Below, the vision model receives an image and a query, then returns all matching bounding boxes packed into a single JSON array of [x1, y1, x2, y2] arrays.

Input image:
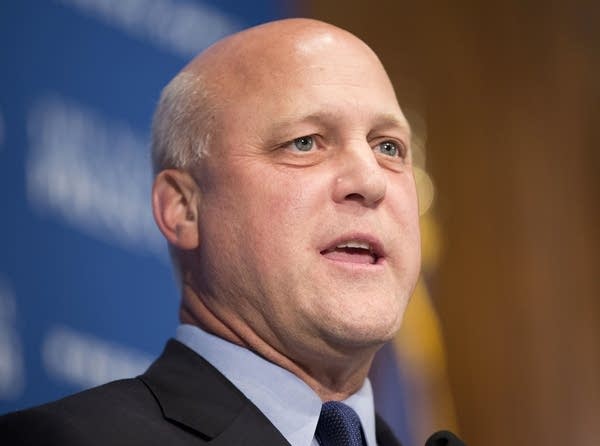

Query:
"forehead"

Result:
[[209, 33, 406, 137]]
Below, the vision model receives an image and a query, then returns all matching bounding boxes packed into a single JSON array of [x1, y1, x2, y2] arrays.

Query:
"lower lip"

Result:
[[320, 251, 385, 269]]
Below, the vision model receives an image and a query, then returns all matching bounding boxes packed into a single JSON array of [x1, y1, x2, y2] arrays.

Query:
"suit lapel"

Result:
[[140, 339, 290, 445]]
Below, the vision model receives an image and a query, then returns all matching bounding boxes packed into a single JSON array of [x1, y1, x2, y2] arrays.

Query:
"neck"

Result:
[[179, 284, 378, 401]]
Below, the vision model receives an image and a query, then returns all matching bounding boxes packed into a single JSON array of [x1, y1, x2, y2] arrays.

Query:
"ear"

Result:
[[152, 169, 201, 250]]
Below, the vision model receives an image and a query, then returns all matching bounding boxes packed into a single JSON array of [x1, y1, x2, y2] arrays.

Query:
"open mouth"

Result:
[[320, 239, 382, 265]]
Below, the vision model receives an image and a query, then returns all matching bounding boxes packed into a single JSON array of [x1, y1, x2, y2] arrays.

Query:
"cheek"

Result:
[[227, 170, 320, 260], [387, 173, 419, 219], [246, 169, 323, 225], [388, 175, 422, 257]]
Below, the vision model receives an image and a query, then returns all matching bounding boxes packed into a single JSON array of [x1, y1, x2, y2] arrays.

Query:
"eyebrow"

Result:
[[268, 110, 412, 140], [370, 113, 412, 140]]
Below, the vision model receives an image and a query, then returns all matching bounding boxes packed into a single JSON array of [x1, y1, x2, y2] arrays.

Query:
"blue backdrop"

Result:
[[0, 0, 292, 414]]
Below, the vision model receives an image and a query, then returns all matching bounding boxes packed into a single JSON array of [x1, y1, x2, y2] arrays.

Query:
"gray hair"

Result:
[[151, 71, 214, 174]]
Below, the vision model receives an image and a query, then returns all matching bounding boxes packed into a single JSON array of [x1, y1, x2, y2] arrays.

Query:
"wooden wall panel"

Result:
[[307, 1, 600, 445]]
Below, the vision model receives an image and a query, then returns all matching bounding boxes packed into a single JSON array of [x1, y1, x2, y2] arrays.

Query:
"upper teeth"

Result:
[[336, 240, 372, 252]]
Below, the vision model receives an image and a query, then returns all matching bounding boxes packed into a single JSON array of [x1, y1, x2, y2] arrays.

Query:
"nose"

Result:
[[332, 143, 387, 207]]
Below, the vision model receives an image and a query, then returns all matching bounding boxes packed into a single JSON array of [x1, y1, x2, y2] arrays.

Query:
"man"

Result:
[[0, 18, 464, 445]]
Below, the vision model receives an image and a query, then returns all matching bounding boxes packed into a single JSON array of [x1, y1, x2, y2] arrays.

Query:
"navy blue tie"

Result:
[[315, 401, 366, 446]]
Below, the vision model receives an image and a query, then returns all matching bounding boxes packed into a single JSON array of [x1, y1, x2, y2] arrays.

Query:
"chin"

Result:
[[321, 309, 404, 351]]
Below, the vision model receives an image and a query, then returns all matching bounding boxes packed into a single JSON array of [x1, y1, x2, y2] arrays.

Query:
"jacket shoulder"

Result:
[[0, 378, 169, 445]]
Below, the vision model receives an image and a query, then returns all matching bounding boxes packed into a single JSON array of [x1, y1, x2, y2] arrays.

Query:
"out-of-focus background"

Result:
[[1, 1, 599, 445]]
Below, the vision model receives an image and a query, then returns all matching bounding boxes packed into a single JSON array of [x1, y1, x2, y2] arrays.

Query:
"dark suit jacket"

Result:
[[0, 339, 403, 445]]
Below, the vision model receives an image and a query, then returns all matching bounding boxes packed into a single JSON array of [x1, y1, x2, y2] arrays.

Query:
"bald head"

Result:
[[185, 19, 386, 94], [151, 18, 399, 174]]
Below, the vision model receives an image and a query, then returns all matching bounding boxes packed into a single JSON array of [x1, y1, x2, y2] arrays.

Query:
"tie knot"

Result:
[[316, 401, 365, 446]]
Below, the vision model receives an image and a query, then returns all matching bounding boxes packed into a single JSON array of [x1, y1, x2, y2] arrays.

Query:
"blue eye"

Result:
[[293, 136, 314, 152], [376, 141, 401, 157]]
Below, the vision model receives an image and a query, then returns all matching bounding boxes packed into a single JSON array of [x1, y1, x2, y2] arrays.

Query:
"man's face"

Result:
[[192, 31, 421, 363]]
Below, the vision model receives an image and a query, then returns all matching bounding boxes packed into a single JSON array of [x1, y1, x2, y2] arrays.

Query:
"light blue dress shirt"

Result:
[[176, 324, 378, 446]]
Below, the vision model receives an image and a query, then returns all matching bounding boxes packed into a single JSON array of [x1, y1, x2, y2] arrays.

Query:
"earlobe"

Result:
[[152, 169, 200, 249]]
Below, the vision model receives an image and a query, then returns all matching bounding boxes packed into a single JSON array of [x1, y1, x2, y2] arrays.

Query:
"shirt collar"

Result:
[[176, 324, 377, 446]]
